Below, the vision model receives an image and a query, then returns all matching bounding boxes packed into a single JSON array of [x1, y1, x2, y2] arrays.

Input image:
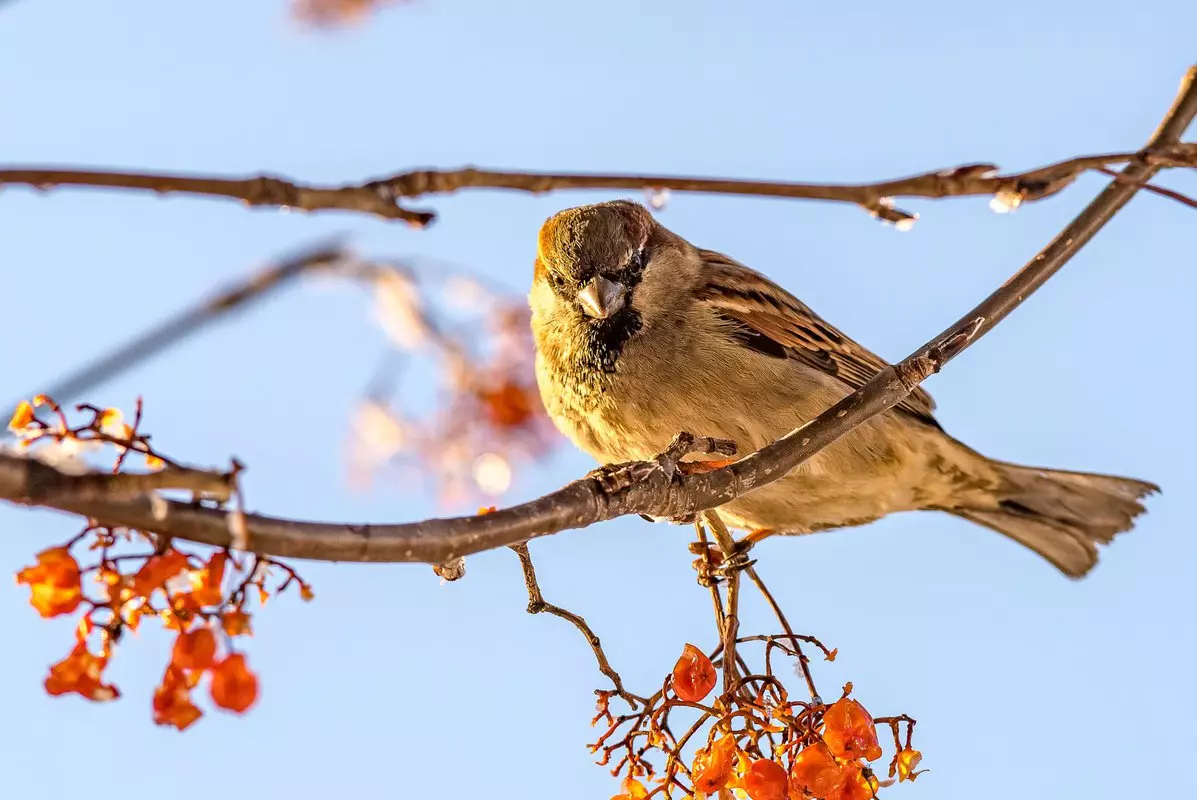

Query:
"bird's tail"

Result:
[[949, 459, 1159, 578]]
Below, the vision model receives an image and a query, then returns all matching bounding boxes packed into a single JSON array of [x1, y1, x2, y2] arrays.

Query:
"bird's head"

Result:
[[530, 201, 700, 358]]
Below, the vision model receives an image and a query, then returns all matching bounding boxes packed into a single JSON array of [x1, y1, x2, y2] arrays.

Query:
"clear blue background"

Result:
[[1, 1, 1194, 797]]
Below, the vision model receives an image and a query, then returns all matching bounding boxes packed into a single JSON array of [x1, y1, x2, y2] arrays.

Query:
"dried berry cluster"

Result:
[[10, 396, 312, 730], [594, 639, 924, 800]]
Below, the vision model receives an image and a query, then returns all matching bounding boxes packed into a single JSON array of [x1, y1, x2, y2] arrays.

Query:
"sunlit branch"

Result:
[[2, 143, 1195, 227], [1, 66, 1194, 571]]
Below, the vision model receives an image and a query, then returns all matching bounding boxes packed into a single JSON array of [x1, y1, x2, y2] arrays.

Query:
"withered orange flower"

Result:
[[8, 400, 35, 431], [98, 407, 133, 440], [133, 549, 189, 597], [99, 566, 135, 606], [692, 733, 737, 795], [210, 653, 258, 713], [610, 776, 649, 800], [192, 551, 227, 606], [162, 591, 204, 632], [894, 747, 924, 782], [671, 643, 717, 702], [16, 546, 83, 618], [822, 697, 883, 762], [744, 758, 789, 800], [123, 601, 154, 632], [790, 742, 845, 799], [153, 666, 203, 731], [221, 609, 253, 637], [44, 642, 119, 702], [171, 627, 219, 671], [827, 761, 878, 800], [75, 614, 94, 643]]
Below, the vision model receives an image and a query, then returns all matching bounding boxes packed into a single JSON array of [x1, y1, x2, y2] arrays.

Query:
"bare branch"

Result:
[[8, 457, 235, 506], [3, 143, 1195, 226], [510, 542, 640, 706], [0, 169, 435, 225], [2, 66, 1194, 569]]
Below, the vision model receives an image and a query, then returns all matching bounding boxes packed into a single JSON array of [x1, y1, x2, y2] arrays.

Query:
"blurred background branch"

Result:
[[8, 239, 558, 507]]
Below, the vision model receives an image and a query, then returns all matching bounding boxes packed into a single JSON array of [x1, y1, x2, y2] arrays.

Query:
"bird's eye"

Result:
[[548, 272, 567, 292], [626, 247, 647, 275]]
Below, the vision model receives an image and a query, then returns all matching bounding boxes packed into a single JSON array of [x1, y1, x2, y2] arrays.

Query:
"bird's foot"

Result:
[[689, 541, 723, 587], [712, 538, 757, 578], [587, 460, 665, 495], [688, 534, 759, 586], [587, 432, 737, 496]]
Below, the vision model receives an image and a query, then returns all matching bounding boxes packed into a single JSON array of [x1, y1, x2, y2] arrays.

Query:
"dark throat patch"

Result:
[[581, 308, 643, 375]]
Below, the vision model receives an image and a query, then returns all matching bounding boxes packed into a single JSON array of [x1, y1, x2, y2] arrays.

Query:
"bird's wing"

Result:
[[694, 249, 939, 427]]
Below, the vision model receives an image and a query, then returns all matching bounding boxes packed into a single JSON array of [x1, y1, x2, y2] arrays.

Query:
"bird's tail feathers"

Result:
[[950, 459, 1158, 578]]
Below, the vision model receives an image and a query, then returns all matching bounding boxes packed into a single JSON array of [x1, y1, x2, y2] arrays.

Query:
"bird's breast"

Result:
[[536, 313, 750, 464], [534, 310, 643, 401]]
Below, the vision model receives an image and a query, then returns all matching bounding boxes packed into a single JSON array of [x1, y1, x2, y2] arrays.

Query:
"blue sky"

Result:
[[1, 0, 1194, 797]]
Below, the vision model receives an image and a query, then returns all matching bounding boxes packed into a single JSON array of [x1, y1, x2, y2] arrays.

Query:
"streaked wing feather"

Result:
[[695, 249, 939, 426]]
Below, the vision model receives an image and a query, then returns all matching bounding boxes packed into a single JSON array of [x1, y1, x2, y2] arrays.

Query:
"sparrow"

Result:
[[528, 200, 1159, 578]]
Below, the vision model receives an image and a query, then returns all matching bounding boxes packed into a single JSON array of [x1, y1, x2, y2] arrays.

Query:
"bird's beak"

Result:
[[577, 276, 627, 319]]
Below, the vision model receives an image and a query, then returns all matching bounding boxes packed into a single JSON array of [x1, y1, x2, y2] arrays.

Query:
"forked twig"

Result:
[[510, 542, 642, 707]]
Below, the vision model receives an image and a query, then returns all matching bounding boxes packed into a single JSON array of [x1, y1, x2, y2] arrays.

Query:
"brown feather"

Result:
[[694, 248, 940, 426]]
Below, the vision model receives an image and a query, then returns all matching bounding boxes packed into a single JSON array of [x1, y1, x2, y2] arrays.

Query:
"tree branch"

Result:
[[2, 143, 1195, 227], [2, 66, 1194, 568]]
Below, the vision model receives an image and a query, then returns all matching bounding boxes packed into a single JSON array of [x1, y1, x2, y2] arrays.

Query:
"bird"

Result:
[[528, 199, 1159, 578]]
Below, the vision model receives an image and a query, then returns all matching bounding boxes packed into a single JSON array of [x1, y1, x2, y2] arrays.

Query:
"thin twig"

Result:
[[1095, 166, 1197, 210], [2, 66, 1194, 568], [737, 634, 836, 661], [704, 512, 741, 703], [744, 566, 821, 703], [509, 542, 641, 707], [717, 575, 741, 799], [3, 144, 1195, 226]]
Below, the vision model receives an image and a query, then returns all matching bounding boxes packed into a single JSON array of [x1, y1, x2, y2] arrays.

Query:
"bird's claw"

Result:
[[588, 431, 736, 496], [712, 550, 757, 578], [689, 536, 756, 586], [587, 459, 670, 494]]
